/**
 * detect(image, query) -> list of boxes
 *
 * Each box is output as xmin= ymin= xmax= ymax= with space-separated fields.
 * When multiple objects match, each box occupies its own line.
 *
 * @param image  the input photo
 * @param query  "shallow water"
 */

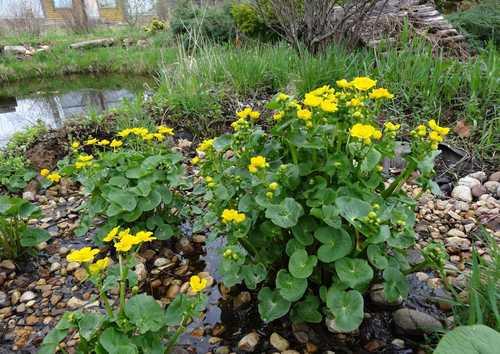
xmin=0 ymin=74 xmax=154 ymax=147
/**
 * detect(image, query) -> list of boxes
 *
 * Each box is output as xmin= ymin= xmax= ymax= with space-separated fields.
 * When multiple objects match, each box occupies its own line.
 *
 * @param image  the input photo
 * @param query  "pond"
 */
xmin=0 ymin=74 xmax=154 ymax=147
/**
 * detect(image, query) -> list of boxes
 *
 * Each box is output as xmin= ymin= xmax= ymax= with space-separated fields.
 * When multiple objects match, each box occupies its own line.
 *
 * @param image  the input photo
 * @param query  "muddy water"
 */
xmin=0 ymin=74 xmax=154 ymax=147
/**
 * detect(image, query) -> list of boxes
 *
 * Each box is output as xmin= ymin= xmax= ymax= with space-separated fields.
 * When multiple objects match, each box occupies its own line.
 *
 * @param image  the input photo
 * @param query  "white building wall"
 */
xmin=0 ymin=0 xmax=44 ymax=18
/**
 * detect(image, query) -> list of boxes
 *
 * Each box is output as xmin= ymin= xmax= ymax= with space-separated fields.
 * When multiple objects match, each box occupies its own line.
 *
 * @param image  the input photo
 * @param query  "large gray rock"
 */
xmin=393 ymin=308 xmax=443 ymax=335
xmin=451 ymin=185 xmax=472 ymax=202
xmin=70 ymin=38 xmax=115 ymax=49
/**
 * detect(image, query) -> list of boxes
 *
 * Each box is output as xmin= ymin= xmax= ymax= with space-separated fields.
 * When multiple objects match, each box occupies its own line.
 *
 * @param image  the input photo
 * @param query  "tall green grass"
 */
xmin=155 ymin=39 xmax=498 ymax=156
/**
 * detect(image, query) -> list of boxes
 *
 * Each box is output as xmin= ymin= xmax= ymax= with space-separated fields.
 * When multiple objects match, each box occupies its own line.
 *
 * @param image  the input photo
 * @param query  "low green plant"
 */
xmin=5 ymin=121 xmax=47 ymax=153
xmin=40 ymin=228 xmax=208 ymax=353
xmin=193 ymin=77 xmax=448 ymax=330
xmin=59 ymin=126 xmax=190 ymax=242
xmin=0 ymin=154 xmax=36 ymax=193
xmin=0 ymin=195 xmax=51 ymax=259
xmin=143 ymin=18 xmax=168 ymax=34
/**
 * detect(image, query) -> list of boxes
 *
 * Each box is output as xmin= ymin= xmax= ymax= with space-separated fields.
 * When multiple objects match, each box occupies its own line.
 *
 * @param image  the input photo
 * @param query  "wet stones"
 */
xmin=369 ymin=283 xmax=402 ymax=307
xmin=451 ymin=185 xmax=472 ymax=202
xmin=270 ymin=332 xmax=290 ymax=351
xmin=19 ymin=291 xmax=36 ymax=303
xmin=238 ymin=332 xmax=260 ymax=352
xmin=393 ymin=308 xmax=443 ymax=335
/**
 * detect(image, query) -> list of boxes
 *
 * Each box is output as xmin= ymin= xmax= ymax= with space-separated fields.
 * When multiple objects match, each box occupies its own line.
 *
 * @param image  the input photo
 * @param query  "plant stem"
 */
xmin=118 ymin=254 xmax=127 ymax=316
xmin=238 ymin=237 xmax=257 ymax=258
xmin=382 ymin=160 xmax=417 ymax=198
xmin=98 ymin=280 xmax=114 ymax=318
xmin=164 ymin=316 xmax=187 ymax=354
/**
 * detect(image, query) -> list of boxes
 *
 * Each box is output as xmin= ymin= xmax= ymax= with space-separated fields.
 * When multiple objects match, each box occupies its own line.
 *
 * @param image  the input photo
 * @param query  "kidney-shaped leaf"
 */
xmin=335 ymin=196 xmax=371 ymax=225
xmin=434 ymin=324 xmax=500 ymax=354
xmin=314 ymin=226 xmax=352 ymax=263
xmin=289 ymin=249 xmax=317 ymax=279
xmin=20 ymin=227 xmax=51 ymax=247
xmin=383 ymin=267 xmax=409 ymax=302
xmin=326 ymin=288 xmax=364 ymax=332
xmin=124 ymin=294 xmax=166 ymax=334
xmin=265 ymin=197 xmax=304 ymax=228
xmin=99 ymin=327 xmax=138 ymax=354
xmin=276 ymin=269 xmax=308 ymax=302
xmin=293 ymin=295 xmax=322 ymax=323
xmin=335 ymin=258 xmax=373 ymax=289
xmin=258 ymin=287 xmax=291 ymax=323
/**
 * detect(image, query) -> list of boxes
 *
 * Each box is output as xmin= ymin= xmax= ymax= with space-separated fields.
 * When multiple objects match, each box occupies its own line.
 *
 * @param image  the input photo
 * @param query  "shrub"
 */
xmin=231 ymin=2 xmax=269 ymax=38
xmin=193 ymin=77 xmax=448 ymax=330
xmin=0 ymin=196 xmax=51 ymax=259
xmin=170 ymin=0 xmax=236 ymax=43
xmin=59 ymin=126 xmax=191 ymax=241
xmin=40 ymin=228 xmax=208 ymax=353
xmin=0 ymin=154 xmax=36 ymax=193
xmin=143 ymin=18 xmax=168 ymax=34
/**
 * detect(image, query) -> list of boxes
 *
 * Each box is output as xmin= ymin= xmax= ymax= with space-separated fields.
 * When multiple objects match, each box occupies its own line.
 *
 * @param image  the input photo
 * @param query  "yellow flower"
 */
xmin=75 ymin=162 xmax=91 ymax=169
xmin=221 ymin=209 xmax=246 ymax=224
xmin=350 ymin=77 xmax=377 ymax=91
xmin=350 ymin=123 xmax=379 ymax=144
xmin=428 ymin=131 xmax=444 ymax=143
xmin=157 ymin=126 xmax=174 ymax=136
xmin=197 ymin=139 xmax=214 ymax=153
xmin=369 ymin=88 xmax=394 ymax=99
xmin=117 ymin=128 xmax=133 ymax=138
xmin=268 ymin=182 xmax=279 ymax=191
xmin=114 ymin=233 xmax=137 ymax=252
xmin=103 ymin=226 xmax=120 ymax=242
xmin=40 ymin=169 xmax=50 ymax=177
xmin=191 ymin=156 xmax=201 ymax=165
xmin=132 ymin=127 xmax=149 ymax=137
xmin=110 ymin=139 xmax=123 ymax=148
xmin=85 ymin=138 xmax=98 ymax=145
xmin=336 ymin=79 xmax=351 ymax=89
xmin=428 ymin=119 xmax=450 ymax=136
xmin=135 ymin=230 xmax=156 ymax=243
xmin=205 ymin=176 xmax=213 ymax=183
xmin=384 ymin=122 xmax=401 ymax=131
xmin=231 ymin=117 xmax=248 ymax=131
xmin=273 ymin=111 xmax=285 ymax=121
xmin=236 ymin=107 xmax=253 ymax=119
xmin=276 ymin=93 xmax=289 ymax=101
xmin=249 ymin=111 xmax=260 ymax=121
xmin=153 ymin=133 xmax=165 ymax=141
xmin=266 ymin=191 xmax=274 ymax=199
xmin=347 ymin=98 xmax=363 ymax=107
xmin=47 ymin=172 xmax=61 ymax=183
xmin=352 ymin=111 xmax=364 ymax=119
xmin=89 ymin=257 xmax=110 ymax=274
xmin=78 ymin=155 xmax=94 ymax=162
xmin=98 ymin=139 xmax=110 ymax=146
xmin=71 ymin=141 xmax=80 ymax=149
xmin=415 ymin=124 xmax=427 ymax=137
xmin=142 ymin=133 xmax=155 ymax=141
xmin=297 ymin=109 xmax=312 ymax=121
xmin=320 ymin=100 xmax=338 ymax=113
xmin=248 ymin=156 xmax=269 ymax=173
xmin=190 ymin=275 xmax=208 ymax=293
xmin=304 ymin=93 xmax=322 ymax=107
xmin=66 ymin=247 xmax=100 ymax=263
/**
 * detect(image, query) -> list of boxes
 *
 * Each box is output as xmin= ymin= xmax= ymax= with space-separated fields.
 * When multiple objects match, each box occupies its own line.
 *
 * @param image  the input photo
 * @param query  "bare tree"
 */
xmin=3 ymin=0 xmax=44 ymax=36
xmin=256 ymin=0 xmax=385 ymax=53
xmin=61 ymin=0 xmax=93 ymax=33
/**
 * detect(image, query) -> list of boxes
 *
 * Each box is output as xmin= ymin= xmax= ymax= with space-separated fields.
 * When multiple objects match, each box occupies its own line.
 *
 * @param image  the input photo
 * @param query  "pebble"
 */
xmin=457 ymin=176 xmax=481 ymax=188
xmin=67 ymin=296 xmax=87 ymax=309
xmin=451 ymin=185 xmax=472 ymax=202
xmin=391 ymin=338 xmax=405 ymax=348
xmin=134 ymin=263 xmax=147 ymax=282
xmin=0 ymin=291 xmax=7 ymax=306
xmin=270 ymin=332 xmax=289 ymax=351
xmin=468 ymin=171 xmax=487 ymax=183
xmin=0 ymin=259 xmax=15 ymax=270
xmin=393 ymin=308 xmax=443 ymax=335
xmin=20 ymin=291 xmax=36 ymax=303
xmin=488 ymin=171 xmax=500 ymax=182
xmin=446 ymin=237 xmax=471 ymax=253
xmin=484 ymin=181 xmax=499 ymax=194
xmin=370 ymin=283 xmax=402 ymax=307
xmin=238 ymin=332 xmax=260 ymax=352
xmin=233 ymin=291 xmax=252 ymax=308
xmin=446 ymin=228 xmax=466 ymax=238
xmin=49 ymin=262 xmax=61 ymax=273
xmin=74 ymin=268 xmax=88 ymax=282
xmin=153 ymin=257 xmax=170 ymax=268
xmin=66 ymin=262 xmax=80 ymax=272
xmin=471 ymin=184 xmax=487 ymax=198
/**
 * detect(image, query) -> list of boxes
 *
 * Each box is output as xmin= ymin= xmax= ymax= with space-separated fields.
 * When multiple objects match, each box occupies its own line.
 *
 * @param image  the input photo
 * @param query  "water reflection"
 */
xmin=0 ymin=88 xmax=136 ymax=146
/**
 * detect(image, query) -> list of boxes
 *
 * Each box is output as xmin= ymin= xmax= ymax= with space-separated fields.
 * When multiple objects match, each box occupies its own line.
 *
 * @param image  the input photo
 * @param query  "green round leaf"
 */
xmin=99 ymin=327 xmax=138 ymax=354
xmin=285 ymin=239 xmax=303 ymax=257
xmin=335 ymin=258 xmax=373 ymax=289
xmin=292 ymin=295 xmax=322 ymax=323
xmin=265 ymin=197 xmax=304 ymax=228
xmin=291 ymin=216 xmax=317 ymax=246
xmin=257 ymin=287 xmax=291 ymax=323
xmin=434 ymin=325 xmax=500 ymax=354
xmin=326 ymin=288 xmax=364 ymax=332
xmin=314 ymin=226 xmax=352 ymax=263
xmin=383 ymin=267 xmax=409 ymax=302
xmin=125 ymin=294 xmax=166 ymax=334
xmin=138 ymin=189 xmax=162 ymax=212
xmin=20 ymin=227 xmax=51 ymax=247
xmin=105 ymin=189 xmax=137 ymax=212
xmin=241 ymin=263 xmax=267 ymax=290
xmin=276 ymin=269 xmax=308 ymax=302
xmin=289 ymin=249 xmax=317 ymax=279
xmin=367 ymin=244 xmax=389 ymax=269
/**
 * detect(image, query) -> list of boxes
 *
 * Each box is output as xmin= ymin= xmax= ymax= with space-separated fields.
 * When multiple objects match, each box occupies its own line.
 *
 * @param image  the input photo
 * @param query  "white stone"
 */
xmin=270 ymin=332 xmax=289 ymax=351
xmin=451 ymin=185 xmax=472 ymax=202
xmin=484 ymin=181 xmax=500 ymax=194
xmin=238 ymin=332 xmax=260 ymax=352
xmin=447 ymin=228 xmax=466 ymax=238
xmin=457 ymin=176 xmax=481 ymax=188
xmin=20 ymin=291 xmax=36 ymax=302
xmin=467 ymin=171 xmax=487 ymax=183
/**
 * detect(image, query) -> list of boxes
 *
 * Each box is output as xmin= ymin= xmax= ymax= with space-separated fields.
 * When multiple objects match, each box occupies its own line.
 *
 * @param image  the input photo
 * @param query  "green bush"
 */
xmin=0 ymin=196 xmax=51 ymax=259
xmin=231 ymin=2 xmax=269 ymax=38
xmin=447 ymin=0 xmax=500 ymax=46
xmin=0 ymin=154 xmax=36 ymax=193
xmin=170 ymin=1 xmax=236 ymax=43
xmin=193 ymin=78 xmax=448 ymax=330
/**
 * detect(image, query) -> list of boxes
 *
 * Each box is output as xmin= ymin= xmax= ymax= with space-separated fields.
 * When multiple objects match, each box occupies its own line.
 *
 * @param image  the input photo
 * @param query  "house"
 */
xmin=0 ymin=0 xmax=128 ymax=23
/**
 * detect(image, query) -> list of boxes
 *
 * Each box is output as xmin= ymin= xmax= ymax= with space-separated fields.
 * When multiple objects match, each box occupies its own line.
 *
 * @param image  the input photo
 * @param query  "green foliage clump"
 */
xmin=0 ymin=196 xmax=51 ymax=259
xmin=231 ymin=2 xmax=269 ymax=38
xmin=447 ymin=0 xmax=500 ymax=46
xmin=170 ymin=1 xmax=236 ymax=43
xmin=193 ymin=79 xmax=447 ymax=330
xmin=5 ymin=121 xmax=47 ymax=153
xmin=0 ymin=153 xmax=36 ymax=193
xmin=143 ymin=18 xmax=168 ymax=34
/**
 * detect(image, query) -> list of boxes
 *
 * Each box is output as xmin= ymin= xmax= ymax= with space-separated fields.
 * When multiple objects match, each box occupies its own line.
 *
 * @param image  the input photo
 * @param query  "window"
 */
xmin=98 ymin=0 xmax=117 ymax=8
xmin=53 ymin=0 xmax=72 ymax=8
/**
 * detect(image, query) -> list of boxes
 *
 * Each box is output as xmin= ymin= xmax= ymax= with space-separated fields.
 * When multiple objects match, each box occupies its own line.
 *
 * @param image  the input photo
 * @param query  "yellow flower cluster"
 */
xmin=237 ymin=107 xmax=261 ymax=121
xmin=197 ymin=139 xmax=214 ymax=153
xmin=350 ymin=77 xmax=377 ymax=91
xmin=116 ymin=126 xmax=174 ymax=143
xmin=427 ymin=119 xmax=450 ymax=149
xmin=221 ymin=209 xmax=246 ymax=224
xmin=369 ymin=88 xmax=394 ymax=100
xmin=67 ymin=247 xmax=100 ymax=263
xmin=40 ymin=169 xmax=61 ymax=183
xmin=248 ymin=156 xmax=269 ymax=173
xmin=350 ymin=123 xmax=382 ymax=145
xmin=189 ymin=275 xmax=208 ymax=293
xmin=103 ymin=227 xmax=156 ymax=253
xmin=75 ymin=154 xmax=94 ymax=169
xmin=89 ymin=257 xmax=110 ymax=274
xmin=71 ymin=141 xmax=80 ymax=150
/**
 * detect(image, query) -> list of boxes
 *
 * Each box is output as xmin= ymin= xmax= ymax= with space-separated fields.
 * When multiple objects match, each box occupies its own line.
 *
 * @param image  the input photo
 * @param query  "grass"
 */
xmin=0 ymin=26 xmax=176 ymax=83
xmin=153 ymin=39 xmax=498 ymax=158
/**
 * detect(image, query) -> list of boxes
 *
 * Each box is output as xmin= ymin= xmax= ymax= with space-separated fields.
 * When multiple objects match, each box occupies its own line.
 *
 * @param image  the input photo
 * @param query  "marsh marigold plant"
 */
xmin=192 ymin=76 xmax=449 ymax=331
